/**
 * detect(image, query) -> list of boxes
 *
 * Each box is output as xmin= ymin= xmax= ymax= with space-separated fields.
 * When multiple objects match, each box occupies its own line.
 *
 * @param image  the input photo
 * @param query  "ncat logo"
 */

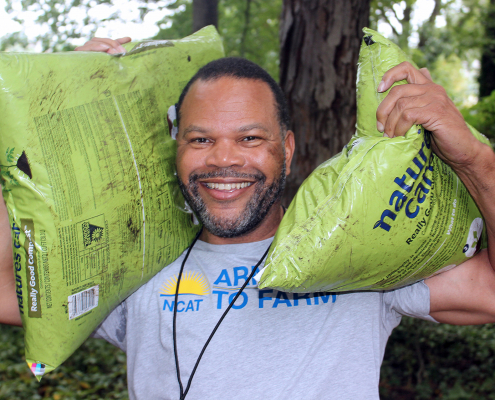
xmin=160 ymin=272 xmax=210 ymax=312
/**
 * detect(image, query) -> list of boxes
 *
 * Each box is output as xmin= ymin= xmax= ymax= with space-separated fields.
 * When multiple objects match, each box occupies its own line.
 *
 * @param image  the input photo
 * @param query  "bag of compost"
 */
xmin=256 ymin=28 xmax=492 ymax=293
xmin=0 ymin=26 xmax=224 ymax=379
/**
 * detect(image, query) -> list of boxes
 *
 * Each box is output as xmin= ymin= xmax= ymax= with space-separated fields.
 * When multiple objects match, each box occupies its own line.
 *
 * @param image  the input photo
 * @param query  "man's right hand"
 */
xmin=75 ymin=37 xmax=132 ymax=54
xmin=0 ymin=196 xmax=21 ymax=326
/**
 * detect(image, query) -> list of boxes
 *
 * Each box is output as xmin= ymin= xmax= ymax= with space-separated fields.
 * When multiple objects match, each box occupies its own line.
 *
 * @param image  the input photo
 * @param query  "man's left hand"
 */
xmin=377 ymin=62 xmax=495 ymax=325
xmin=376 ymin=61 xmax=484 ymax=174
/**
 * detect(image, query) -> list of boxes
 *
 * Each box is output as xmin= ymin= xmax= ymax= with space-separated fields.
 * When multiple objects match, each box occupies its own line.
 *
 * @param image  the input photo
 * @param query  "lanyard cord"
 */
xmin=172 ymin=230 xmax=271 ymax=400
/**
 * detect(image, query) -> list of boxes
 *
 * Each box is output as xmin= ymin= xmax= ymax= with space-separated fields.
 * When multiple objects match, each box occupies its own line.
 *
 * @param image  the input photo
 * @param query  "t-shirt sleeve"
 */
xmin=91 ymin=300 xmax=128 ymax=352
xmin=382 ymin=280 xmax=438 ymax=333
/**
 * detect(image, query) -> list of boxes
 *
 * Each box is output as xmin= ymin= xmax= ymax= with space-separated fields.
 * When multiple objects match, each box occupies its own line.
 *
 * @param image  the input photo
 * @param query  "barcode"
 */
xmin=68 ymin=285 xmax=99 ymax=320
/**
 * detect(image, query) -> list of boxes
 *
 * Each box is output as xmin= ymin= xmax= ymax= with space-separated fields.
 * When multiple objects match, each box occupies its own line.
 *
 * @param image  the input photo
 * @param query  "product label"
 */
xmin=22 ymin=218 xmax=41 ymax=318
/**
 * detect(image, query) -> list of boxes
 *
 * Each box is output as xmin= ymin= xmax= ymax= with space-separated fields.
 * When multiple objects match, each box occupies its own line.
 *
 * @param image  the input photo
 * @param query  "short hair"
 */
xmin=176 ymin=57 xmax=290 ymax=134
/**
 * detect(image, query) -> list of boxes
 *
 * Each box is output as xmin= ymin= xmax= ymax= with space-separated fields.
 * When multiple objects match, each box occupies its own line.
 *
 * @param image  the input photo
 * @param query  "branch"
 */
xmin=428 ymin=0 xmax=442 ymax=23
xmin=389 ymin=4 xmax=402 ymax=23
xmin=418 ymin=0 xmax=442 ymax=49
xmin=378 ymin=5 xmax=400 ymax=37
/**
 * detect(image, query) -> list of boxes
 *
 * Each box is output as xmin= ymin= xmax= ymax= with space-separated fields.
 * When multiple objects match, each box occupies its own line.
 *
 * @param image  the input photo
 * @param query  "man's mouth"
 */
xmin=203 ymin=182 xmax=254 ymax=191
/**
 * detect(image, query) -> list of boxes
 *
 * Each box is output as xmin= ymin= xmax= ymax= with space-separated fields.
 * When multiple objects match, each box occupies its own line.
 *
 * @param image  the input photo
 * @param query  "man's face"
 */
xmin=176 ymin=77 xmax=294 ymax=238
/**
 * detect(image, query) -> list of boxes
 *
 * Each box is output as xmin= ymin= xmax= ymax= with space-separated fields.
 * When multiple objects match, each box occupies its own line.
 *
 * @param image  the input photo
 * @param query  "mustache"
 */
xmin=188 ymin=168 xmax=266 ymax=183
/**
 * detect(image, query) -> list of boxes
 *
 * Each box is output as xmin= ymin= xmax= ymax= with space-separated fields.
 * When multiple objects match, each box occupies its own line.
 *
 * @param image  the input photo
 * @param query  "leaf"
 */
xmin=6 ymin=147 xmax=15 ymax=164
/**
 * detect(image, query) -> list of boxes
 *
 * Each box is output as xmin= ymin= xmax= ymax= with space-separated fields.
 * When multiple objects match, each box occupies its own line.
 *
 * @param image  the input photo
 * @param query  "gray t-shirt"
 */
xmin=94 ymin=237 xmax=435 ymax=400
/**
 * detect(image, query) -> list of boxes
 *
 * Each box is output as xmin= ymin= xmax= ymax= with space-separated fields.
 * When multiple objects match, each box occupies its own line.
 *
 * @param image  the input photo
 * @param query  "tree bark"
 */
xmin=479 ymin=0 xmax=495 ymax=98
xmin=279 ymin=0 xmax=370 ymax=203
xmin=192 ymin=0 xmax=219 ymax=32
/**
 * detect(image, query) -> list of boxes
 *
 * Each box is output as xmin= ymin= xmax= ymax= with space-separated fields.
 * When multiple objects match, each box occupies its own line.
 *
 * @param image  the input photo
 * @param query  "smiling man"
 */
xmin=174 ymin=64 xmax=294 ymax=244
xmin=1 ymin=39 xmax=495 ymax=400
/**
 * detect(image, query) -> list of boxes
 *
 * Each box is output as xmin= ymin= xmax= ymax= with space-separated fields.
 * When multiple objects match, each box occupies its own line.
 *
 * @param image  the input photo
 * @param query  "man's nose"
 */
xmin=205 ymin=140 xmax=246 ymax=168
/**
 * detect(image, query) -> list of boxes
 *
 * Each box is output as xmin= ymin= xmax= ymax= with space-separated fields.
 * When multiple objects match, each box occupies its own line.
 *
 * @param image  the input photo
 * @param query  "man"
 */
xmin=1 ymin=37 xmax=495 ymax=399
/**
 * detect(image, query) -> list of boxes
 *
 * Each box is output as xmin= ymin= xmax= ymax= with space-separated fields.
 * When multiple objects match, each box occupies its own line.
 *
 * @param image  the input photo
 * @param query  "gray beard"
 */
xmin=178 ymin=164 xmax=286 ymax=238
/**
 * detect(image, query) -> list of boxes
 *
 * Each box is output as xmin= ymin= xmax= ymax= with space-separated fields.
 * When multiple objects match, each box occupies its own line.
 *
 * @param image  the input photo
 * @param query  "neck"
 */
xmin=199 ymin=202 xmax=284 ymax=245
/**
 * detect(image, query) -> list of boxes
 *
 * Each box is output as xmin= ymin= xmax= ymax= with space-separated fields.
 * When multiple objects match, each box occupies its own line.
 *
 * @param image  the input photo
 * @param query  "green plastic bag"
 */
xmin=0 ymin=26 xmax=224 ymax=379
xmin=257 ymin=28 xmax=491 ymax=293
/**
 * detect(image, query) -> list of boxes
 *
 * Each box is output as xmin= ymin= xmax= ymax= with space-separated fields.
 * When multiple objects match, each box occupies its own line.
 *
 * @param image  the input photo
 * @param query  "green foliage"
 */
xmin=0 ymin=324 xmax=127 ymax=400
xmin=370 ymin=0 xmax=484 ymax=132
xmin=461 ymin=90 xmax=495 ymax=142
xmin=3 ymin=0 xmax=94 ymax=51
xmin=440 ymin=0 xmax=486 ymax=61
xmin=370 ymin=0 xmax=418 ymax=52
xmin=369 ymin=0 xmax=483 ymax=65
xmin=381 ymin=317 xmax=495 ymax=399
xmin=153 ymin=0 xmax=193 ymax=41
xmin=429 ymin=53 xmax=475 ymax=108
xmin=2 ymin=0 xmax=170 ymax=52
xmin=153 ymin=0 xmax=281 ymax=80
xmin=218 ymin=0 xmax=280 ymax=80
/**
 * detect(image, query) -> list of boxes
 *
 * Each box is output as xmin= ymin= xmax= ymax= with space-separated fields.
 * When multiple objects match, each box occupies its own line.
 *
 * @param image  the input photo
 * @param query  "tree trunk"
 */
xmin=479 ymin=0 xmax=495 ymax=98
xmin=192 ymin=0 xmax=219 ymax=32
xmin=279 ymin=0 xmax=370 ymax=204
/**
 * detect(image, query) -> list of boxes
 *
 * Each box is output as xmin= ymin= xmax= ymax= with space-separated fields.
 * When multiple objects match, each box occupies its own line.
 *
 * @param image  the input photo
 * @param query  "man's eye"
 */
xmin=192 ymin=138 xmax=209 ymax=144
xmin=242 ymin=136 xmax=259 ymax=141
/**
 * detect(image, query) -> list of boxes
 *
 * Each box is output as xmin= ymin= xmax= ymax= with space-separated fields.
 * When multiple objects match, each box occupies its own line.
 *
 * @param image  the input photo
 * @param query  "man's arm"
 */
xmin=426 ymin=139 xmax=495 ymax=324
xmin=0 ymin=196 xmax=22 ymax=326
xmin=376 ymin=62 xmax=495 ymax=325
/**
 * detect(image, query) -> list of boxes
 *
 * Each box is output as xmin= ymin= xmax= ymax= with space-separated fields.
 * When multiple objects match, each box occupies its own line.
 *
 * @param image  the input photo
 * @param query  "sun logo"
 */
xmin=159 ymin=272 xmax=210 ymax=296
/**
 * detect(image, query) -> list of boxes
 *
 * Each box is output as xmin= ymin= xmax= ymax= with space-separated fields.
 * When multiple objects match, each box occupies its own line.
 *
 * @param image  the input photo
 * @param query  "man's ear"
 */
xmin=284 ymin=130 xmax=295 ymax=176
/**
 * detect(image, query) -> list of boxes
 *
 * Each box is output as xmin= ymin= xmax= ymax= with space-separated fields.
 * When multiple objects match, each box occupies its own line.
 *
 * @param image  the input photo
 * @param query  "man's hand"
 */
xmin=75 ymin=37 xmax=132 ymax=54
xmin=376 ymin=61 xmax=484 ymax=171
xmin=377 ymin=62 xmax=495 ymax=325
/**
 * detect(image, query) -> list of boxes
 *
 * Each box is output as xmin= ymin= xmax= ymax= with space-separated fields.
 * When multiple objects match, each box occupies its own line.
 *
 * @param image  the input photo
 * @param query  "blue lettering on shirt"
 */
xmin=293 ymin=293 xmax=312 ymax=306
xmin=259 ymin=289 xmax=274 ymax=308
xmin=213 ymin=270 xmax=232 ymax=286
xmin=213 ymin=290 xmax=229 ymax=309
xmin=273 ymin=291 xmax=292 ymax=308
xmin=163 ymin=299 xmax=204 ymax=312
xmin=162 ymin=266 xmax=338 ymax=313
xmin=313 ymin=292 xmax=337 ymax=304
xmin=233 ymin=266 xmax=249 ymax=286
xmin=185 ymin=301 xmax=195 ymax=312
xmin=214 ymin=266 xmax=260 ymax=287
xmin=229 ymin=291 xmax=248 ymax=309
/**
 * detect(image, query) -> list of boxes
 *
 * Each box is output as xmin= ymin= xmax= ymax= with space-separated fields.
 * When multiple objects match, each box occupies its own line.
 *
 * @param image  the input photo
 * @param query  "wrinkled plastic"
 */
xmin=0 ymin=26 xmax=224 ymax=379
xmin=257 ymin=28 xmax=491 ymax=293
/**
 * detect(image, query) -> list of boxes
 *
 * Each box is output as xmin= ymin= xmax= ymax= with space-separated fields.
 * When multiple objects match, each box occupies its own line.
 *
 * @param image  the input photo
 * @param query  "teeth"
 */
xmin=204 ymin=182 xmax=253 ymax=190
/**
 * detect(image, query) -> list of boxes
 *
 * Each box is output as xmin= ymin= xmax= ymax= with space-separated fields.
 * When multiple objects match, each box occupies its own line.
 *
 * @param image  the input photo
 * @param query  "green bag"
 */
xmin=257 ymin=28 xmax=491 ymax=293
xmin=0 ymin=26 xmax=224 ymax=379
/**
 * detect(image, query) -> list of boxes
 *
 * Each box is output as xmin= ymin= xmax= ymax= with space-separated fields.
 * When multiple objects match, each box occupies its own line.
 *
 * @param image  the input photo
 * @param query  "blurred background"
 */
xmin=1 ymin=0 xmax=495 ymax=399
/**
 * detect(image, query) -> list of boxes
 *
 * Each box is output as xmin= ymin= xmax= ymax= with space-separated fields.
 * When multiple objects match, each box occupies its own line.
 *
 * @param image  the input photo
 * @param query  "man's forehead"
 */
xmin=186 ymin=76 xmax=273 ymax=101
xmin=180 ymin=76 xmax=277 ymax=119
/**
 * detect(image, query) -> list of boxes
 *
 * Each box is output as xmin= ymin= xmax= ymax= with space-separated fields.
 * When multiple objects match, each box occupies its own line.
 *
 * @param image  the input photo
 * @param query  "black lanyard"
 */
xmin=172 ymin=230 xmax=271 ymax=400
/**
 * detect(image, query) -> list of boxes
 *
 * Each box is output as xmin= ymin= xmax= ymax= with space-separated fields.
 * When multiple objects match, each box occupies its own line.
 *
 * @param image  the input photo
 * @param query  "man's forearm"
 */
xmin=452 ymin=141 xmax=495 ymax=268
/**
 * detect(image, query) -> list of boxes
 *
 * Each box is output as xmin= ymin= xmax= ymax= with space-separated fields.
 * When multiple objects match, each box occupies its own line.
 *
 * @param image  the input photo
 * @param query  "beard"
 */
xmin=178 ymin=163 xmax=286 ymax=238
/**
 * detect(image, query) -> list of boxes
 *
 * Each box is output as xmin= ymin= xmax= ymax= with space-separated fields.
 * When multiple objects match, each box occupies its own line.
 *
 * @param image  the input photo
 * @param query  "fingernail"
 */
xmin=377 ymin=121 xmax=384 ymax=132
xmin=383 ymin=133 xmax=389 ymax=138
xmin=117 ymin=46 xmax=126 ymax=53
xmin=377 ymin=81 xmax=386 ymax=92
xmin=108 ymin=48 xmax=118 ymax=54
